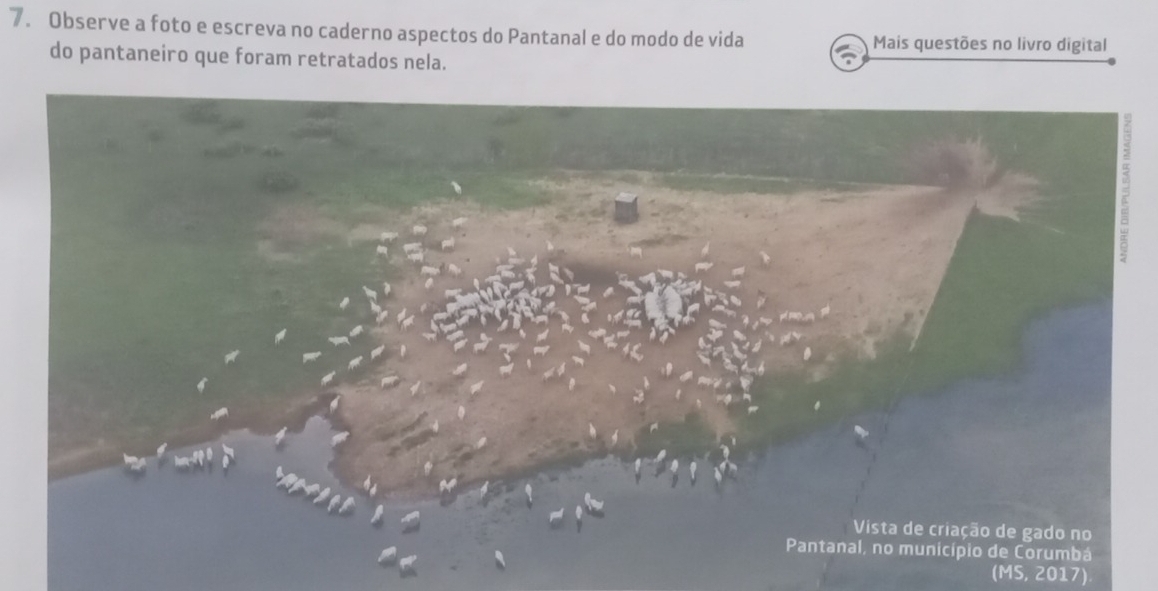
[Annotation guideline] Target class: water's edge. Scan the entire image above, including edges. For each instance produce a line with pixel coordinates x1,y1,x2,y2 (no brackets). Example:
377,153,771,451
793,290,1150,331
48,300,1111,591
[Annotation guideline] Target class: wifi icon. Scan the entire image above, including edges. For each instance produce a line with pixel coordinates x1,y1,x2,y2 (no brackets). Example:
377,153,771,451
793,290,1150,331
830,34,869,72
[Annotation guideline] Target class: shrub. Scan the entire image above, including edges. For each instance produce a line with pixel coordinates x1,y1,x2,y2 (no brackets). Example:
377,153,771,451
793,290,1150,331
259,170,300,194
218,116,246,132
904,137,1000,190
202,139,254,159
181,100,223,125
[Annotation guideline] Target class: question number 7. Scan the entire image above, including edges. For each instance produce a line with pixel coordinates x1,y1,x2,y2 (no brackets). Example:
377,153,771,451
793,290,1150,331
10,6,23,27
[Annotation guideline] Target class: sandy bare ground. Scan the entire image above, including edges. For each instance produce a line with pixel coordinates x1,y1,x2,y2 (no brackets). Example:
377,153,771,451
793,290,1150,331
49,170,1036,487
317,171,986,501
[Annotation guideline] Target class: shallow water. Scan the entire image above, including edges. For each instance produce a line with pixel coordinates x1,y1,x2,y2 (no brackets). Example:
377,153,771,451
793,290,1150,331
48,300,1111,591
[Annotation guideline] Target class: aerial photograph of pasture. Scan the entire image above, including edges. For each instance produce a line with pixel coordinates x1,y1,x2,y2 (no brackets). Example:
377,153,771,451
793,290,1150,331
46,98,1115,591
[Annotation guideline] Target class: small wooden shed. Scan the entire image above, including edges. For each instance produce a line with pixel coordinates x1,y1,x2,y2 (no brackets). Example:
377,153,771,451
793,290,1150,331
614,192,639,224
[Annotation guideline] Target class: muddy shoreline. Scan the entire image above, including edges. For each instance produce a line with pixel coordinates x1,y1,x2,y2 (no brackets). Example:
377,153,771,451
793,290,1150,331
47,393,332,482
48,393,646,508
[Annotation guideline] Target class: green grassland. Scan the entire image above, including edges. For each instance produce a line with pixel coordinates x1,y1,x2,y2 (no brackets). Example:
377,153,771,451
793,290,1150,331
46,97,1116,463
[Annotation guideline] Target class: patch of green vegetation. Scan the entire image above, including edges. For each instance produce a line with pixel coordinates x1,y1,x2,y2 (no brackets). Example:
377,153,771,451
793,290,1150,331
217,116,246,133
180,99,224,126
303,102,342,120
320,169,547,218
46,97,1115,461
258,169,301,194
658,173,864,195
733,335,915,448
202,138,255,159
290,117,344,141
